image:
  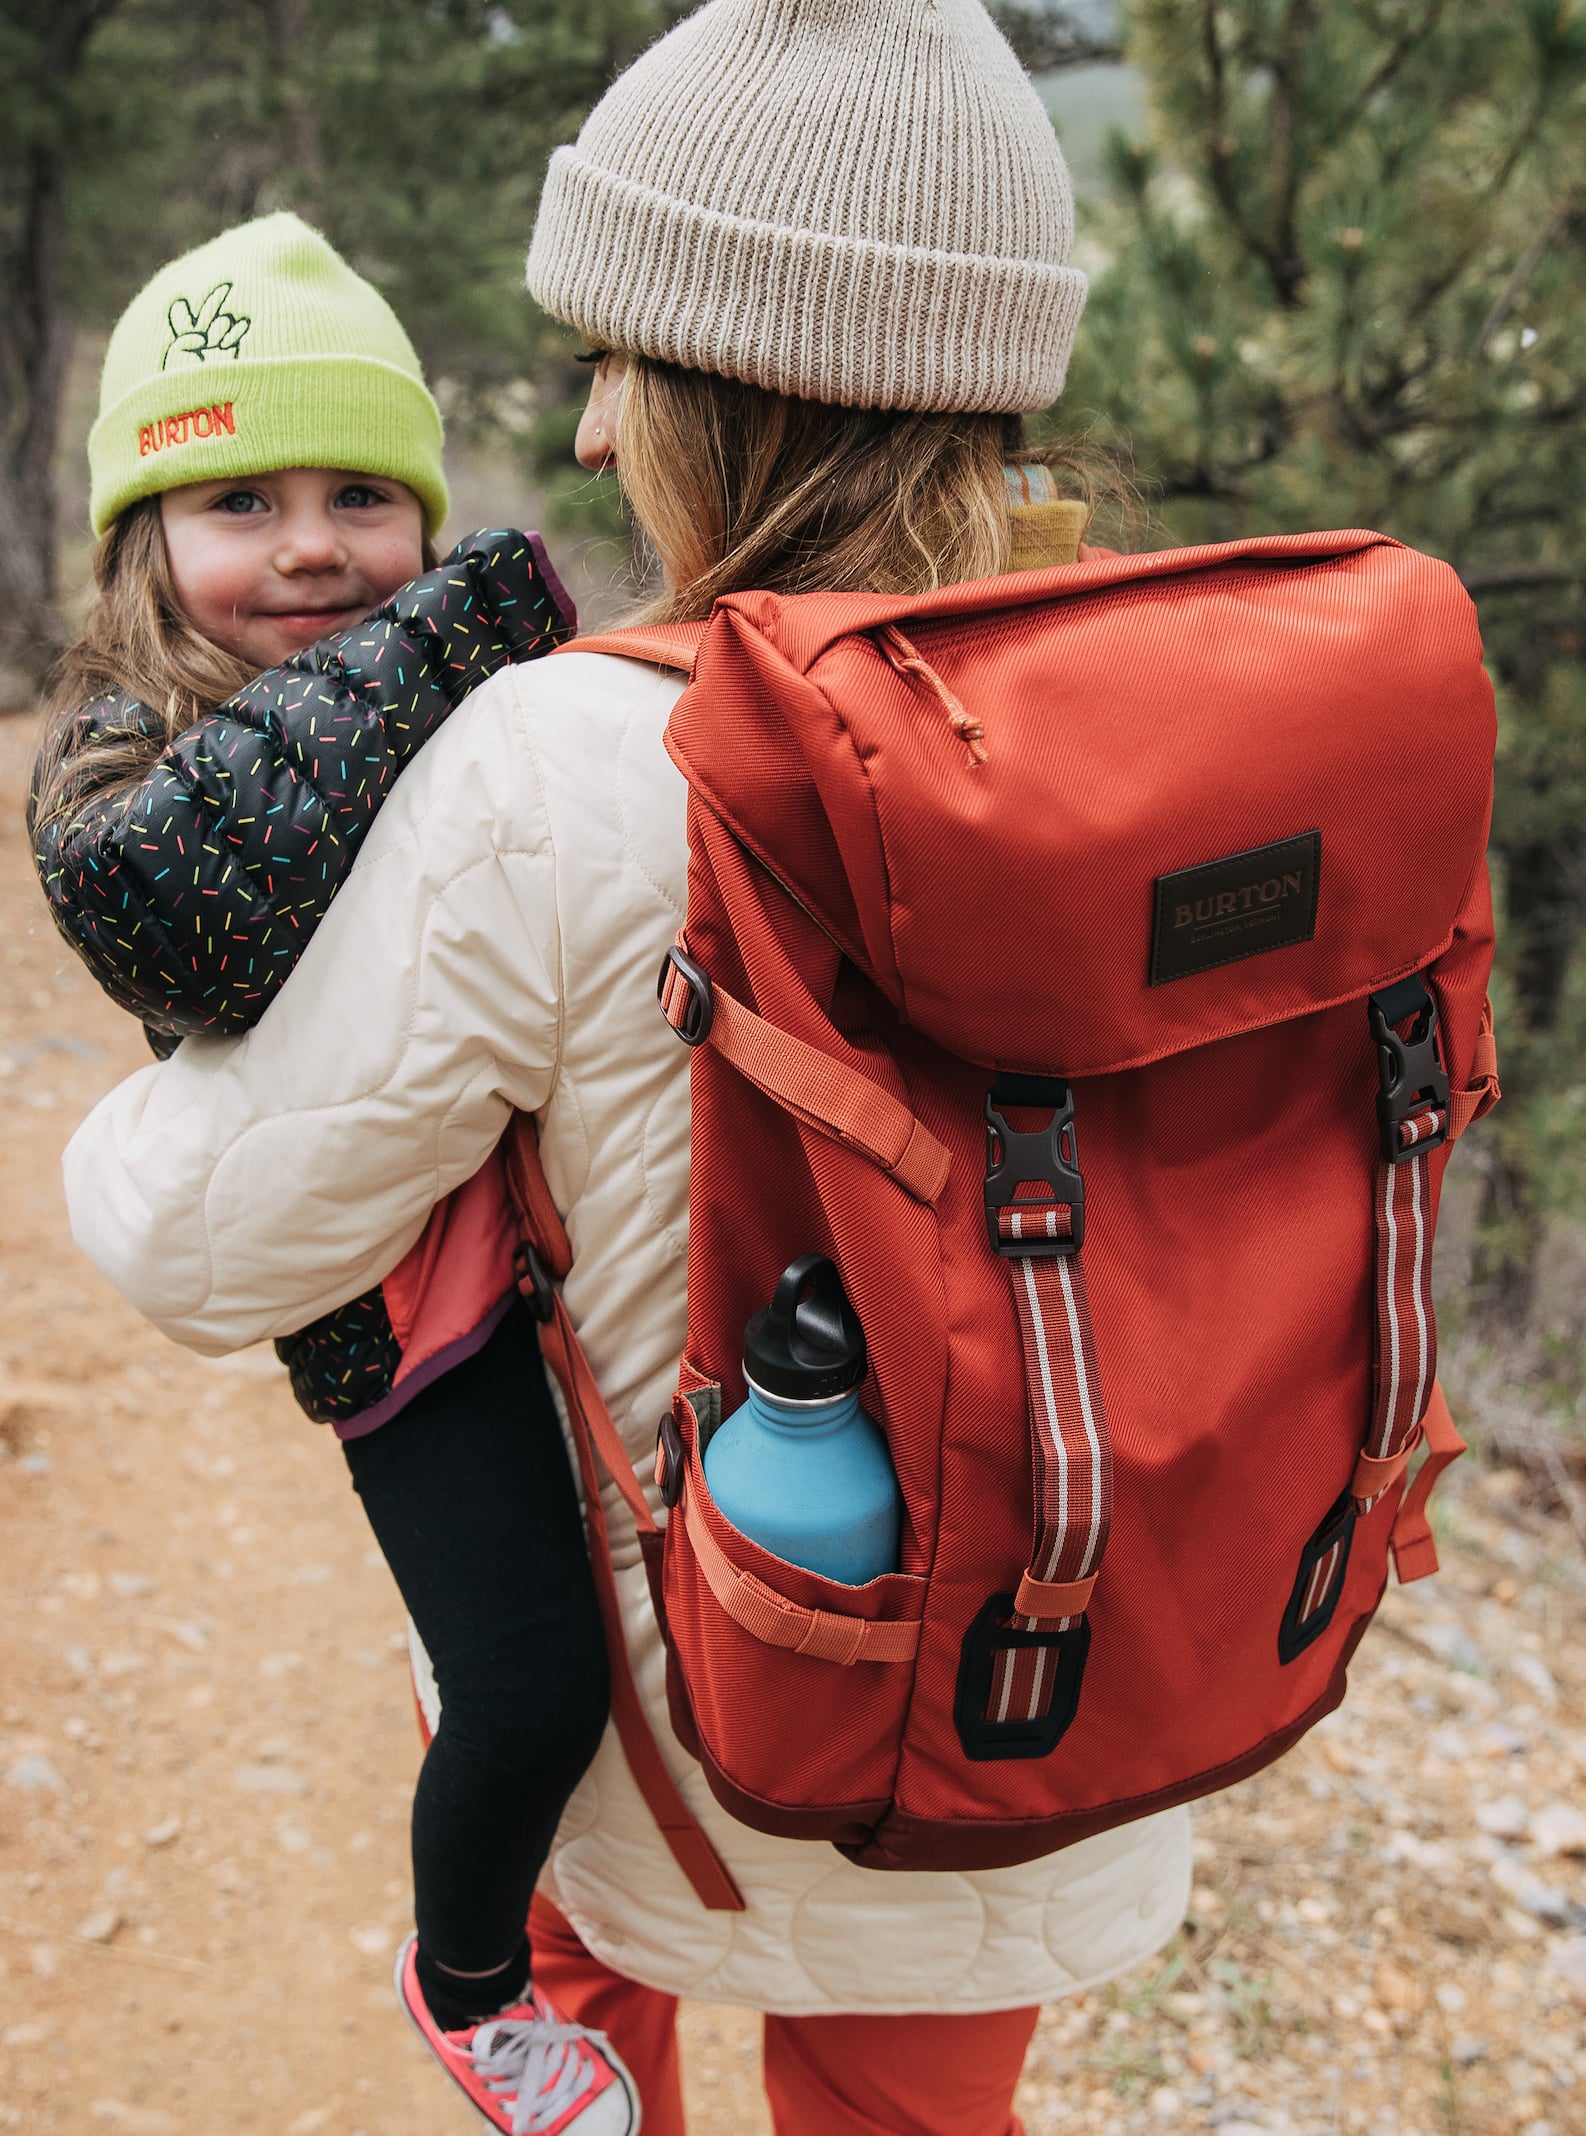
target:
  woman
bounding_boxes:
[64,1,1191,2129]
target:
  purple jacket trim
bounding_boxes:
[526,531,578,639]
[332,1287,519,1441]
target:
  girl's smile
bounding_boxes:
[160,467,426,670]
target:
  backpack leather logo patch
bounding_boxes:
[1150,831,1321,985]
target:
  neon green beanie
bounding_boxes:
[88,212,448,537]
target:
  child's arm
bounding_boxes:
[34,530,574,1040]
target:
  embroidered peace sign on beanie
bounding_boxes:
[526,0,1087,413]
[88,212,448,537]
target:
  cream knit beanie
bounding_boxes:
[526,0,1086,412]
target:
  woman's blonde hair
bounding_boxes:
[29,498,435,843]
[613,357,1127,623]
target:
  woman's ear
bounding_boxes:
[574,354,626,471]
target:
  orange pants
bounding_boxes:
[529,1894,1038,2136]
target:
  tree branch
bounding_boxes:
[1458,563,1585,595]
[992,3,1124,71]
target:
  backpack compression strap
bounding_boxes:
[980,1076,1114,1732]
[1282,978,1497,1656]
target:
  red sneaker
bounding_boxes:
[395,1935,641,2134]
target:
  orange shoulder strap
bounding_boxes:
[503,1115,744,1912]
[559,622,708,672]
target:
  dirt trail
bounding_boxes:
[1,712,1583,2136]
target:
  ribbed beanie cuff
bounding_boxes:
[526,0,1087,414]
[90,356,446,537]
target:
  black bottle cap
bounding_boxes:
[743,1254,867,1402]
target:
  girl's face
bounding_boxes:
[160,468,426,670]
[574,354,626,472]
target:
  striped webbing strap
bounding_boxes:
[1355,978,1450,1516]
[985,1081,1113,1725]
[1285,979,1452,1649]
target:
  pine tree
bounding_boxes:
[1053,0,1586,1350]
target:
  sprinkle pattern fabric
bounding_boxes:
[35,528,575,1424]
[36,530,574,1040]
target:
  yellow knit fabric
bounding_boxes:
[1010,497,1088,572]
[88,212,448,536]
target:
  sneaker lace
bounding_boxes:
[470,2011,608,2134]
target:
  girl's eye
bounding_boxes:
[213,489,266,515]
[335,484,388,510]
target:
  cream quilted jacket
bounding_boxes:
[64,648,1190,2013]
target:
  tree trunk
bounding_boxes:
[0,0,122,701]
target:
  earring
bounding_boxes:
[594,422,605,439]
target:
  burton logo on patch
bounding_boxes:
[1150,831,1321,985]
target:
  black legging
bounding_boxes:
[344,1302,609,1982]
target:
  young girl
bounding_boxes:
[31,212,640,2136]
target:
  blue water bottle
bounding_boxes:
[703,1254,901,1585]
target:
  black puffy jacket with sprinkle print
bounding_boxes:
[34,530,576,1422]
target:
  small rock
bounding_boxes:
[1450,2035,1489,2065]
[231,1762,308,1795]
[1544,1935,1586,2007]
[142,1816,182,1849]
[74,1906,123,1944]
[89,2105,177,2136]
[348,1924,392,1958]
[1508,1652,1558,1705]
[1489,1849,1575,1926]
[1529,1803,1586,1858]
[1149,2086,1182,2118]
[6,1753,65,1794]
[1415,1621,1483,1672]
[17,1452,51,1476]
[1478,1722,1529,1756]
[1374,1961,1423,2013]
[2,2024,46,2048]
[1476,1794,1530,1840]
[286,2114,331,2136]
[1434,1982,1466,2014]
[154,1619,208,1653]
[107,1572,154,1599]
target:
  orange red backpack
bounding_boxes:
[507,529,1499,1910]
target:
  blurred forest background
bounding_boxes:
[1,0,1582,1497]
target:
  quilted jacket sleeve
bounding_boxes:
[61,666,563,1353]
[34,531,574,1040]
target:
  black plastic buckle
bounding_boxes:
[984,1077,1084,1257]
[656,943,715,1046]
[953,1594,1090,1760]
[512,1240,556,1324]
[1368,976,1450,1165]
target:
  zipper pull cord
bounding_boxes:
[877,624,988,768]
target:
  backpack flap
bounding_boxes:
[665,532,1495,1079]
